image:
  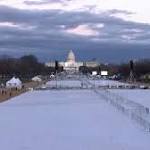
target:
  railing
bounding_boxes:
[93,88,150,132]
[80,78,150,131]
[37,76,150,131]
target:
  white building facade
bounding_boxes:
[45,50,99,72]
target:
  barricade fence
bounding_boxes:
[82,78,150,131]
[93,88,150,132]
[36,76,150,131]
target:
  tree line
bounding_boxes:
[0,54,150,82]
[0,55,55,81]
[117,59,150,81]
[79,59,150,82]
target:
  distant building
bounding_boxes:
[45,50,99,72]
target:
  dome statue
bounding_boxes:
[67,50,75,63]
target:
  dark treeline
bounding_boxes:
[0,55,55,81]
[0,54,150,82]
[79,63,118,76]
[80,59,150,82]
[117,59,150,81]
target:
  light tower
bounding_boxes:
[55,60,59,88]
[129,60,135,83]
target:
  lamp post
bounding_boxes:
[55,60,59,88]
[129,60,135,83]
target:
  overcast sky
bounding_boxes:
[0,0,150,63]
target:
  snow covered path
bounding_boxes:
[0,90,150,150]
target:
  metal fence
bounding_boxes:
[93,88,150,132]
[37,76,150,131]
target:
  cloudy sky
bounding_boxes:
[0,0,150,63]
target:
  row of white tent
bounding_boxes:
[5,76,42,89]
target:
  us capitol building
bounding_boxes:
[45,50,99,72]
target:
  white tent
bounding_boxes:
[32,76,42,82]
[50,74,55,79]
[6,77,22,89]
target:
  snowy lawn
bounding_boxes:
[0,90,150,150]
[46,80,81,88]
[89,79,129,87]
[110,89,150,108]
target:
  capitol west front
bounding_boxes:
[45,50,99,72]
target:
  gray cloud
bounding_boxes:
[0,5,150,62]
[24,0,71,5]
[107,9,134,15]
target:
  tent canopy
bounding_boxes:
[32,76,42,82]
[6,77,22,89]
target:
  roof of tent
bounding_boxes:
[32,76,42,82]
[6,77,22,85]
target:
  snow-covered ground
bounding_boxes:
[46,79,129,89]
[46,80,81,88]
[0,89,150,150]
[110,89,150,108]
[89,79,129,87]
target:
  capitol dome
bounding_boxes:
[67,50,75,62]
